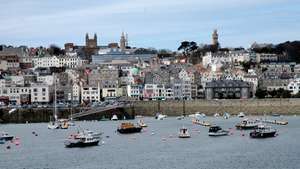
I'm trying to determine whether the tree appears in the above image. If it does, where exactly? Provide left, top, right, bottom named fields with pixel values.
left=268, top=89, right=277, bottom=98
left=255, top=88, right=267, bottom=98
left=178, top=41, right=198, bottom=57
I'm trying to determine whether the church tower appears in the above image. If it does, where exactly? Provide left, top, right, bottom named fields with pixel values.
left=85, top=33, right=97, bottom=48
left=212, top=29, right=219, bottom=47
left=120, top=32, right=126, bottom=50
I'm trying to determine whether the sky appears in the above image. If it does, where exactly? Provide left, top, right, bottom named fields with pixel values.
left=0, top=0, right=300, bottom=50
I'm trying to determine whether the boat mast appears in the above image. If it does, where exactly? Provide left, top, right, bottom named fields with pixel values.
left=54, top=73, right=57, bottom=121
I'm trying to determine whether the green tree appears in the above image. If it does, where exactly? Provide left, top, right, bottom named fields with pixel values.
left=255, top=88, right=267, bottom=98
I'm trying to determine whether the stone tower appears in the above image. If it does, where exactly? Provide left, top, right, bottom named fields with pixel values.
left=212, top=29, right=219, bottom=47
left=120, top=32, right=126, bottom=50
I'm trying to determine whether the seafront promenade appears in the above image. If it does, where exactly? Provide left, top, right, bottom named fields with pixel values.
left=1, top=99, right=300, bottom=123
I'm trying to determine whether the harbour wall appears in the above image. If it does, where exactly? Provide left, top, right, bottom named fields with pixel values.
left=1, top=99, right=300, bottom=123
left=132, top=99, right=300, bottom=116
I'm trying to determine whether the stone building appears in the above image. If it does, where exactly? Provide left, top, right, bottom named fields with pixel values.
left=205, top=80, right=250, bottom=100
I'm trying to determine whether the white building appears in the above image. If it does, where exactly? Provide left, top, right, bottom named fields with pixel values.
left=143, top=84, right=165, bottom=100
left=127, top=84, right=143, bottom=99
left=31, top=83, right=50, bottom=103
left=33, top=55, right=84, bottom=69
left=81, top=85, right=101, bottom=103
left=37, top=75, right=54, bottom=86
left=287, top=78, right=300, bottom=95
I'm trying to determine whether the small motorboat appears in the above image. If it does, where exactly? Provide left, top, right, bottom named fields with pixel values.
left=176, top=115, right=185, bottom=120
left=271, top=113, right=281, bottom=117
left=192, top=118, right=211, bottom=127
left=157, top=114, right=167, bottom=120
left=58, top=119, right=69, bottom=129
left=250, top=125, right=277, bottom=138
left=178, top=126, right=191, bottom=138
left=208, top=126, right=229, bottom=136
left=236, top=119, right=259, bottom=130
left=64, top=131, right=100, bottom=148
left=138, top=119, right=147, bottom=127
left=214, top=113, right=220, bottom=117
left=237, top=112, right=246, bottom=118
left=111, top=114, right=118, bottom=121
left=0, top=132, right=14, bottom=141
left=117, top=122, right=142, bottom=134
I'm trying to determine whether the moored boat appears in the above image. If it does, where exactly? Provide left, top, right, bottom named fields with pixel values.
left=237, top=112, right=246, bottom=118
left=138, top=119, right=147, bottom=127
left=0, top=132, right=14, bottom=141
left=117, top=122, right=142, bottom=134
left=236, top=119, right=258, bottom=130
left=111, top=114, right=118, bottom=121
left=178, top=126, right=191, bottom=138
left=176, top=115, right=185, bottom=120
left=250, top=125, right=277, bottom=138
left=223, top=112, right=230, bottom=119
left=192, top=118, right=211, bottom=127
left=214, top=113, right=220, bottom=117
left=64, top=131, right=100, bottom=148
left=208, top=126, right=229, bottom=136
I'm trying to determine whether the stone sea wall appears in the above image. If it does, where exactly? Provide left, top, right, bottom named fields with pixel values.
left=132, top=99, right=300, bottom=116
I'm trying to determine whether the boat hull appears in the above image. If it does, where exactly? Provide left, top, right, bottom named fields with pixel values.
left=236, top=125, right=258, bottom=130
left=208, top=131, right=229, bottom=136
left=250, top=131, right=277, bottom=138
left=64, top=140, right=99, bottom=148
left=0, top=136, right=14, bottom=141
left=117, top=127, right=142, bottom=134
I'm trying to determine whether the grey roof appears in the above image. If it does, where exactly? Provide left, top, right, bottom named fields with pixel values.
left=206, top=80, right=250, bottom=88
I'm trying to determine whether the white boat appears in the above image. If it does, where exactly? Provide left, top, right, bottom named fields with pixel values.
left=0, top=132, right=14, bottom=141
left=48, top=121, right=59, bottom=129
left=236, top=118, right=259, bottom=129
left=178, top=126, right=191, bottom=138
left=111, top=114, right=118, bottom=121
left=208, top=126, right=229, bottom=136
left=138, top=119, right=147, bottom=127
left=214, top=113, right=220, bottom=117
left=192, top=118, right=211, bottom=127
left=176, top=115, right=185, bottom=120
left=157, top=114, right=167, bottom=120
left=188, top=112, right=202, bottom=118
left=64, top=130, right=102, bottom=148
left=238, top=112, right=246, bottom=118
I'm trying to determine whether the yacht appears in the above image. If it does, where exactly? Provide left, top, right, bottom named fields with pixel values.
left=250, top=125, right=277, bottom=138
left=117, top=122, right=142, bottom=134
left=208, top=126, right=229, bottom=136
left=192, top=118, right=211, bottom=127
left=236, top=119, right=259, bottom=130
left=48, top=74, right=60, bottom=130
left=178, top=126, right=191, bottom=138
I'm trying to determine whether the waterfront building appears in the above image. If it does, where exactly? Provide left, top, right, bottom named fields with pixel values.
left=30, top=83, right=50, bottom=103
left=81, top=85, right=101, bottom=103
left=205, top=80, right=250, bottom=100
left=143, top=84, right=165, bottom=100
left=127, top=84, right=143, bottom=99
left=287, top=78, right=300, bottom=95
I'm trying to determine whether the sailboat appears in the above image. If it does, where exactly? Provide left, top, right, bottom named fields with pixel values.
left=67, top=86, right=75, bottom=126
left=48, top=74, right=60, bottom=129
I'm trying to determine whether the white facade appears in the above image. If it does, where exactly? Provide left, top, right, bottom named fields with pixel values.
left=31, top=83, right=50, bottom=103
left=143, top=84, right=165, bottom=100
left=81, top=86, right=101, bottom=103
left=33, top=55, right=83, bottom=68
left=37, top=75, right=54, bottom=86
left=287, top=78, right=300, bottom=95
left=127, top=85, right=143, bottom=99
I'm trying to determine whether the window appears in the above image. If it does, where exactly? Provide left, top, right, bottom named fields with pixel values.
left=33, top=88, right=37, bottom=92
left=42, top=88, right=46, bottom=92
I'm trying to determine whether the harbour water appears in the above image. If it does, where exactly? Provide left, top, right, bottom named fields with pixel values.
left=1, top=116, right=300, bottom=169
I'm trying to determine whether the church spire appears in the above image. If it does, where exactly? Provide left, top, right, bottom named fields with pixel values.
left=120, top=32, right=126, bottom=50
